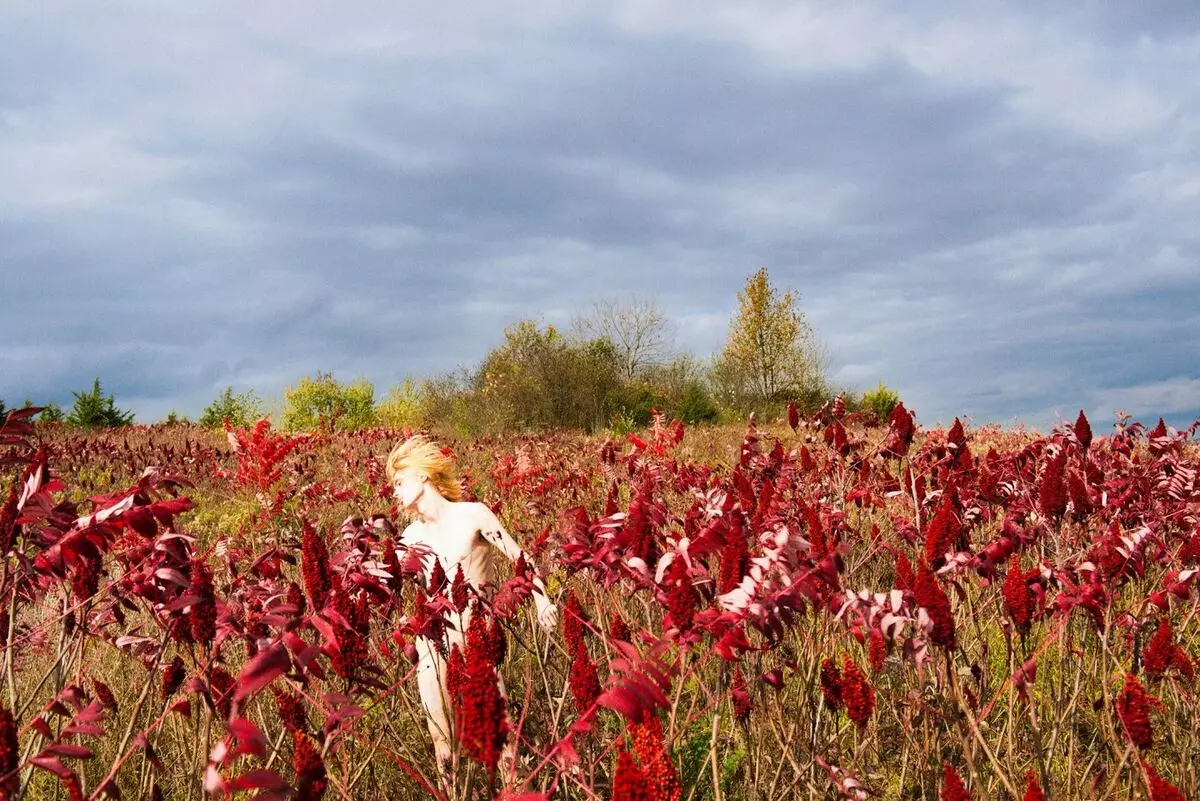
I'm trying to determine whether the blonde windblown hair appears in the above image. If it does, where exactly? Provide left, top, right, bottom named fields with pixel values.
left=384, top=435, right=462, bottom=502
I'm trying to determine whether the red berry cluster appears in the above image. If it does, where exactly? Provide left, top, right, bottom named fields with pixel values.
left=1022, top=771, right=1045, bottom=801
left=161, top=655, right=185, bottom=699
left=1144, top=761, right=1188, bottom=801
left=292, top=732, right=327, bottom=801
left=611, top=747, right=652, bottom=801
left=628, top=715, right=681, bottom=801
left=838, top=656, right=875, bottom=729
left=730, top=669, right=752, bottom=724
left=940, top=762, right=971, bottom=801
left=914, top=559, right=957, bottom=649
left=210, top=667, right=235, bottom=719
left=0, top=702, right=18, bottom=799
left=300, top=521, right=332, bottom=611
left=662, top=559, right=696, bottom=633
left=923, top=493, right=961, bottom=565
left=189, top=558, right=217, bottom=646
left=1002, top=556, right=1036, bottom=634
left=1117, top=673, right=1156, bottom=749
left=273, top=687, right=307, bottom=734
left=1038, top=449, right=1068, bottom=522
left=1142, top=618, right=1194, bottom=680
left=453, top=610, right=508, bottom=781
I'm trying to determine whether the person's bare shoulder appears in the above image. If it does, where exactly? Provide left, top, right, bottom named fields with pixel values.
left=459, top=501, right=500, bottom=529
left=399, top=519, right=424, bottom=545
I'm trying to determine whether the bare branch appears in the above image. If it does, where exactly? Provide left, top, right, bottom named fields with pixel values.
left=572, top=296, right=676, bottom=381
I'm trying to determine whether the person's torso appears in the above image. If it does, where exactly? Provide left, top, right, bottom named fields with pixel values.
left=402, top=502, right=496, bottom=590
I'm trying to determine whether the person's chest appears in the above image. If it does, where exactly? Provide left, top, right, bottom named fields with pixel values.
left=405, top=509, right=485, bottom=569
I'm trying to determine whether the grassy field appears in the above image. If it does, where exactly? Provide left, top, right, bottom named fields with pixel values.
left=1, top=407, right=1197, bottom=800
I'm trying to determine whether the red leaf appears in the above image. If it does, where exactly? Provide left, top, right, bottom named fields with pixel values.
left=760, top=668, right=785, bottom=689
left=7, top=406, right=42, bottom=422
left=597, top=686, right=646, bottom=721
left=225, top=769, right=288, bottom=792
left=30, top=755, right=72, bottom=778
left=132, top=732, right=166, bottom=773
left=44, top=744, right=94, bottom=759
left=18, top=457, right=48, bottom=510
left=228, top=718, right=268, bottom=758
left=233, top=644, right=291, bottom=703
left=549, top=732, right=582, bottom=768
left=148, top=497, right=194, bottom=523
left=154, top=568, right=189, bottom=588
left=309, top=613, right=339, bottom=651
left=124, top=506, right=158, bottom=538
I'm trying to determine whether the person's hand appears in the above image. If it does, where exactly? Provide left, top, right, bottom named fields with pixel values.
left=535, top=595, right=558, bottom=633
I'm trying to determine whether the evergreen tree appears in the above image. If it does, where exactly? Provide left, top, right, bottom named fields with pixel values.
left=38, top=403, right=65, bottom=423
left=66, top=379, right=135, bottom=428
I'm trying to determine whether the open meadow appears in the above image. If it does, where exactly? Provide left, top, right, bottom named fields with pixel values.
left=1, top=405, right=1198, bottom=800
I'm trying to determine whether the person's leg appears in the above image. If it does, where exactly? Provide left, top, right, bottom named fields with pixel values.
left=415, top=636, right=453, bottom=787
left=495, top=672, right=517, bottom=784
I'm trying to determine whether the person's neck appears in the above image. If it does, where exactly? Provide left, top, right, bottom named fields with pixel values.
left=415, top=486, right=451, bottom=523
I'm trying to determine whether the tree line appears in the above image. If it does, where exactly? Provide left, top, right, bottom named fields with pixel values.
left=8, top=269, right=901, bottom=434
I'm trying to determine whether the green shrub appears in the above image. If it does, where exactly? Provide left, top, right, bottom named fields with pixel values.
left=199, top=386, right=263, bottom=429
left=415, top=371, right=476, bottom=436
left=860, top=381, right=901, bottom=423
left=675, top=382, right=719, bottom=424
left=608, top=408, right=639, bottom=436
left=282, top=372, right=376, bottom=431
left=611, top=382, right=665, bottom=428
left=377, top=377, right=424, bottom=429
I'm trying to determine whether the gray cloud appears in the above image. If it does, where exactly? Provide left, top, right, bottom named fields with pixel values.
left=2, top=2, right=1198, bottom=430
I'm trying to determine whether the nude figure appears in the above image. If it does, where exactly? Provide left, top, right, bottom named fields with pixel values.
left=385, top=435, right=558, bottom=785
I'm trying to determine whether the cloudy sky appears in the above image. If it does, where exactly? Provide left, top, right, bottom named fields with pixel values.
left=2, top=2, right=1198, bottom=431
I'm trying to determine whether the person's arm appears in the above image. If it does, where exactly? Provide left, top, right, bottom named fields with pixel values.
left=476, top=506, right=558, bottom=631
left=394, top=522, right=437, bottom=584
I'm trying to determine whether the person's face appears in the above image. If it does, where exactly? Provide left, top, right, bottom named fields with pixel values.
left=393, top=466, right=426, bottom=511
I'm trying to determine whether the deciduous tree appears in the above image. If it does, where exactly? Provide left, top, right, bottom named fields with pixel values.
left=714, top=268, right=827, bottom=411
left=573, top=297, right=675, bottom=381
left=474, top=320, right=623, bottom=432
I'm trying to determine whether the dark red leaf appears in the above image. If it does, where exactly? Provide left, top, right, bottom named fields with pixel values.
left=233, top=644, right=291, bottom=703
left=30, top=755, right=72, bottom=778
left=228, top=718, right=268, bottom=758
left=124, top=507, right=157, bottom=538
left=225, top=769, right=288, bottom=792
left=44, top=744, right=94, bottom=760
